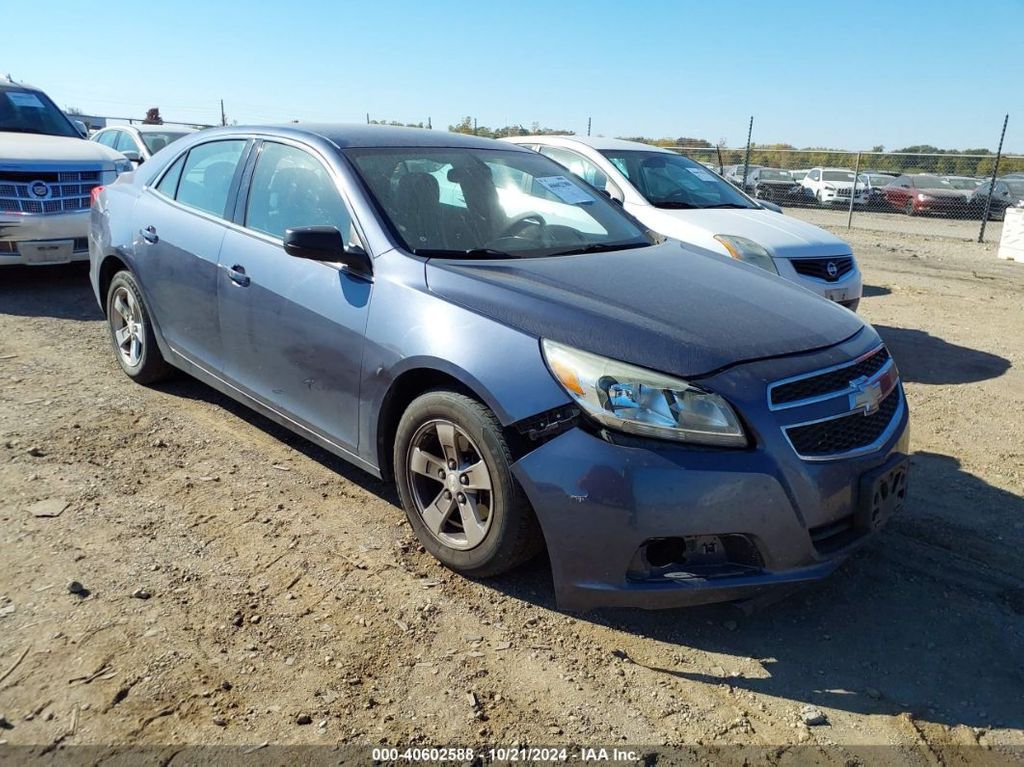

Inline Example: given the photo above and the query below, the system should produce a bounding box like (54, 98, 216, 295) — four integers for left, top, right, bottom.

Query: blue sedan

(89, 125, 909, 611)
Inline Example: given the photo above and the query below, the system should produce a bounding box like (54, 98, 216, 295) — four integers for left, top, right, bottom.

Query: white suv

(1, 76, 132, 266)
(801, 167, 868, 206)
(501, 135, 863, 311)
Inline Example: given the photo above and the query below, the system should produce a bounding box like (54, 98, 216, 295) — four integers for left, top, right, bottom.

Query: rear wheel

(105, 271, 172, 384)
(393, 390, 542, 577)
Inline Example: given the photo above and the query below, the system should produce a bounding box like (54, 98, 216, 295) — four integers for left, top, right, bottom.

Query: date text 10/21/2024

(370, 747, 642, 762)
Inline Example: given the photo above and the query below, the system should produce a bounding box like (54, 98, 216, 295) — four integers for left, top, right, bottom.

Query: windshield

(346, 147, 653, 258)
(0, 84, 80, 138)
(822, 170, 855, 182)
(600, 150, 757, 209)
(867, 174, 894, 185)
(914, 175, 952, 189)
(789, 170, 808, 180)
(758, 169, 792, 181)
(944, 177, 979, 190)
(140, 131, 188, 154)
(1006, 181, 1024, 197)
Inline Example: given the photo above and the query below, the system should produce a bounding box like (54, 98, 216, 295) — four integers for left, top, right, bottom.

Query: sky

(3, 0, 1022, 152)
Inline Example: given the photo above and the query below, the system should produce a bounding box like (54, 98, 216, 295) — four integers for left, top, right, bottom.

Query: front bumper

(511, 332, 909, 611)
(0, 210, 91, 265)
(775, 258, 863, 309)
(819, 189, 869, 205)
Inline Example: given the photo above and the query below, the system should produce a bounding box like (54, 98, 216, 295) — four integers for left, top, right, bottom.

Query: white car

(1, 76, 132, 266)
(90, 124, 196, 166)
(801, 167, 868, 206)
(501, 135, 862, 310)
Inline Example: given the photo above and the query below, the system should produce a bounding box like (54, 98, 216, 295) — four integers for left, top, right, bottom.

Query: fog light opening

(645, 537, 688, 568)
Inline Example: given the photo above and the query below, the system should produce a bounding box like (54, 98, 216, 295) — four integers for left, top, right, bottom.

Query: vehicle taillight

(90, 186, 105, 207)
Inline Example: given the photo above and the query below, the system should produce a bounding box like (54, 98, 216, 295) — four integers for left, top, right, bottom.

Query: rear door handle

(139, 226, 158, 244)
(227, 264, 250, 287)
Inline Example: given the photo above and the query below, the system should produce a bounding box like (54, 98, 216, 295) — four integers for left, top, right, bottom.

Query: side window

(95, 131, 118, 148)
(245, 142, 353, 244)
(175, 140, 247, 218)
(155, 153, 186, 197)
(809, 169, 820, 181)
(539, 146, 605, 187)
(114, 131, 139, 154)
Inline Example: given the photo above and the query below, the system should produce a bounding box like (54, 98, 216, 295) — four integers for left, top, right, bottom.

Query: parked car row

(6, 77, 911, 612)
(717, 160, 1021, 219)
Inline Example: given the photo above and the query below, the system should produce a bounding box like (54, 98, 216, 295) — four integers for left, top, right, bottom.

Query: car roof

(0, 76, 44, 92)
(210, 123, 530, 151)
(504, 134, 677, 153)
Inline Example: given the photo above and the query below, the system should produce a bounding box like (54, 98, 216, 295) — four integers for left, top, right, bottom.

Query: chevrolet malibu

(89, 125, 909, 611)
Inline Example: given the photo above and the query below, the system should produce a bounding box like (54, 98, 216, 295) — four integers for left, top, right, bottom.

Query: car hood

(425, 241, 866, 379)
(0, 132, 122, 166)
(644, 207, 853, 259)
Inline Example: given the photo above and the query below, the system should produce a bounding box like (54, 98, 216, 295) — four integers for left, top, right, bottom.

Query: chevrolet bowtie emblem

(849, 376, 883, 415)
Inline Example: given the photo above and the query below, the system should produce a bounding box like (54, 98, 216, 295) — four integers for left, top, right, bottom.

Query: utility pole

(220, 99, 226, 127)
(366, 113, 370, 124)
(427, 116, 432, 130)
(473, 117, 477, 136)
(587, 117, 591, 136)
(979, 114, 1009, 243)
(741, 116, 753, 189)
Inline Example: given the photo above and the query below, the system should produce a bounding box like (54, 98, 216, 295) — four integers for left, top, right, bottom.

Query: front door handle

(227, 264, 250, 287)
(139, 225, 158, 244)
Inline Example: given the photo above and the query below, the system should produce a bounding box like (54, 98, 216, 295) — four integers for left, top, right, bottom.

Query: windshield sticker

(686, 167, 718, 183)
(535, 176, 595, 205)
(6, 91, 45, 109)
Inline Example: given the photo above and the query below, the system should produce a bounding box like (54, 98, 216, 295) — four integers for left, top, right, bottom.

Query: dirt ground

(1, 226, 1023, 763)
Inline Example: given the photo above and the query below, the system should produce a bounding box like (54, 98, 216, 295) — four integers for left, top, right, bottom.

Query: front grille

(0, 169, 102, 215)
(835, 188, 852, 196)
(771, 346, 890, 406)
(786, 388, 900, 458)
(791, 256, 855, 282)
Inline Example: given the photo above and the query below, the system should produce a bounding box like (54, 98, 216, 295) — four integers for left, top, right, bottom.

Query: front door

(216, 140, 370, 453)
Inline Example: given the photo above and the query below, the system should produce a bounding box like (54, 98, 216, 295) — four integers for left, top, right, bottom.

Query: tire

(393, 389, 543, 577)
(815, 190, 823, 205)
(905, 200, 916, 216)
(105, 270, 172, 385)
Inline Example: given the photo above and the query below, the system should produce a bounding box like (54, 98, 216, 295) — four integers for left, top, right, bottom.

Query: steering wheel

(499, 214, 547, 239)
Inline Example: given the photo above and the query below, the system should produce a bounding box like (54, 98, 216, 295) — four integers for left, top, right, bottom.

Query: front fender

(357, 251, 571, 469)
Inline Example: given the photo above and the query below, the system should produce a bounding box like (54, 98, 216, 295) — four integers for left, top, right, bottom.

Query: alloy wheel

(111, 286, 144, 368)
(406, 419, 494, 550)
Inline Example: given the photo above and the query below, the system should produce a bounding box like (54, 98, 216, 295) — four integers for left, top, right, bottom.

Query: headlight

(824, 184, 836, 191)
(113, 159, 133, 174)
(713, 234, 778, 274)
(917, 193, 928, 201)
(541, 340, 747, 447)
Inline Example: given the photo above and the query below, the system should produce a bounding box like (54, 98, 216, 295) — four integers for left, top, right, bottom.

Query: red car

(883, 174, 967, 216)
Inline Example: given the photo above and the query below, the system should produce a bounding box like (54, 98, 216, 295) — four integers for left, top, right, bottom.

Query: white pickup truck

(1, 76, 132, 265)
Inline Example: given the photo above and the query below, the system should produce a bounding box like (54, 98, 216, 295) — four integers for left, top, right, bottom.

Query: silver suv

(1, 76, 131, 266)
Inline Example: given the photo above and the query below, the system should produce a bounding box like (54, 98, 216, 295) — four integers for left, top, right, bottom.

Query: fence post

(979, 114, 1009, 243)
(742, 116, 753, 189)
(847, 152, 861, 229)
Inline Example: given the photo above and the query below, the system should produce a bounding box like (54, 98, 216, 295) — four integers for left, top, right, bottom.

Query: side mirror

(284, 226, 372, 278)
(72, 120, 88, 138)
(121, 150, 143, 164)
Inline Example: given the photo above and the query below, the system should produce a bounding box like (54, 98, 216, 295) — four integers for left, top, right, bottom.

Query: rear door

(131, 138, 249, 370)
(216, 139, 371, 452)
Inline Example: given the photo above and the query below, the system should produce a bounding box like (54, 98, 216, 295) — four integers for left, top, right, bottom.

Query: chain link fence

(665, 141, 1023, 243)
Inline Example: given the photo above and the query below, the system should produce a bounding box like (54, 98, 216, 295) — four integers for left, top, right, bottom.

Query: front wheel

(105, 271, 172, 384)
(905, 200, 916, 216)
(393, 390, 543, 577)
